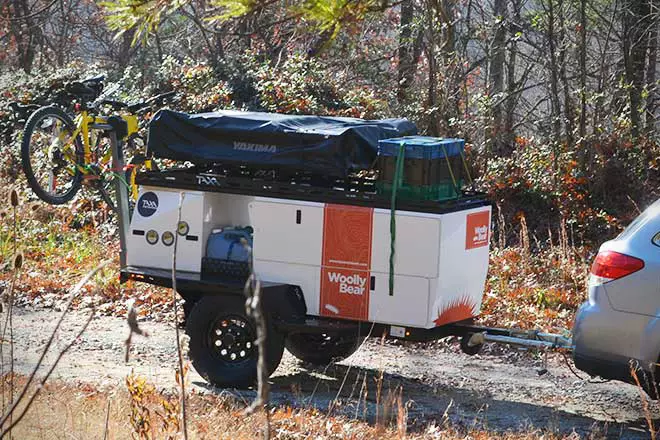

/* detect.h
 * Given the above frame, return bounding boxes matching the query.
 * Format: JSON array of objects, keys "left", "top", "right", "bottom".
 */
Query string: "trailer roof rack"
[{"left": 135, "top": 167, "right": 490, "bottom": 214}]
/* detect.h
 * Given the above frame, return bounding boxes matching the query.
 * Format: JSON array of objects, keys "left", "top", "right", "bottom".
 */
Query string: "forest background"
[{"left": 1, "top": 0, "right": 660, "bottom": 329}]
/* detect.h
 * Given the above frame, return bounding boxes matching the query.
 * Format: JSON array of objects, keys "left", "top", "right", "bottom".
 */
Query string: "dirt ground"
[{"left": 8, "top": 305, "right": 659, "bottom": 439}]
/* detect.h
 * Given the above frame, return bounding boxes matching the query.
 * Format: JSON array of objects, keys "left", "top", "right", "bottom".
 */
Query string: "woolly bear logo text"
[
  {"left": 465, "top": 211, "right": 490, "bottom": 250},
  {"left": 326, "top": 271, "right": 367, "bottom": 295}
]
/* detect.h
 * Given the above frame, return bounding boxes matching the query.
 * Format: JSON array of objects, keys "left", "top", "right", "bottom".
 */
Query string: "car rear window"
[{"left": 617, "top": 199, "right": 660, "bottom": 241}]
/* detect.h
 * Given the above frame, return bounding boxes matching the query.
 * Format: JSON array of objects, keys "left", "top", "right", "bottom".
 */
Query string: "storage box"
[
  {"left": 249, "top": 200, "right": 492, "bottom": 328},
  {"left": 377, "top": 136, "right": 464, "bottom": 201}
]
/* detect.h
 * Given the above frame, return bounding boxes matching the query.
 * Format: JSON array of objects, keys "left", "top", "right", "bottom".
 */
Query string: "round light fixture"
[
  {"left": 162, "top": 231, "right": 175, "bottom": 247},
  {"left": 177, "top": 221, "right": 189, "bottom": 236},
  {"left": 146, "top": 230, "right": 159, "bottom": 245}
]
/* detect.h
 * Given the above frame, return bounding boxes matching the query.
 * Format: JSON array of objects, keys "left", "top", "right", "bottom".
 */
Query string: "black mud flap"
[{"left": 260, "top": 284, "right": 307, "bottom": 326}]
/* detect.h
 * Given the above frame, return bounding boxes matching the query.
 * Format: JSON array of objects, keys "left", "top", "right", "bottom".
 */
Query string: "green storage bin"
[{"left": 377, "top": 180, "right": 462, "bottom": 201}]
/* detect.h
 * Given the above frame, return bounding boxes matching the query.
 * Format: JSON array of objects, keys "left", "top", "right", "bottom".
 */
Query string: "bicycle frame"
[{"left": 56, "top": 109, "right": 139, "bottom": 177}]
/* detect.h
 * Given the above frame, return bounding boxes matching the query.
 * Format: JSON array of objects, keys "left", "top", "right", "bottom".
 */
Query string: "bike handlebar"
[
  {"left": 128, "top": 91, "right": 177, "bottom": 112},
  {"left": 99, "top": 91, "right": 177, "bottom": 113}
]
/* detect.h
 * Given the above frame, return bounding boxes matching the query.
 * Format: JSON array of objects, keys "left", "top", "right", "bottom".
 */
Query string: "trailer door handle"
[
  {"left": 370, "top": 276, "right": 375, "bottom": 291},
  {"left": 296, "top": 209, "right": 301, "bottom": 224}
]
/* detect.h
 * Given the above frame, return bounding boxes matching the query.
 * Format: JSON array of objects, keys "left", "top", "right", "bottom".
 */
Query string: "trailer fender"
[{"left": 260, "top": 284, "right": 307, "bottom": 327}]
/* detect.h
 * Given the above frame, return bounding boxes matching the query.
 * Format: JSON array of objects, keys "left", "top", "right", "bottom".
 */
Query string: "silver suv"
[{"left": 573, "top": 199, "right": 660, "bottom": 393}]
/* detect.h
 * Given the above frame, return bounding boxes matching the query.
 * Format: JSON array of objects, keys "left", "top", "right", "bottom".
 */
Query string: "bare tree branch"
[{"left": 0, "top": 260, "right": 110, "bottom": 432}]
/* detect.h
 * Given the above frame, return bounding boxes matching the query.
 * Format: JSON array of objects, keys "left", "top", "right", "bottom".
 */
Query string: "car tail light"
[{"left": 590, "top": 250, "right": 644, "bottom": 283}]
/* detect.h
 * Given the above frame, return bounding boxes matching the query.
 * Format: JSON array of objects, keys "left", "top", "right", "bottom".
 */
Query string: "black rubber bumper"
[{"left": 573, "top": 352, "right": 635, "bottom": 384}]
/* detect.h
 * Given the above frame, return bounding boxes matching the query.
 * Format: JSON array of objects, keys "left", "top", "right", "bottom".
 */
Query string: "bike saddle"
[{"left": 66, "top": 81, "right": 102, "bottom": 100}]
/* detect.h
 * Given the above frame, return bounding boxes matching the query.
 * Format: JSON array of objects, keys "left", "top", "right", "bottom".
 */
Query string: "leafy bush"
[
  {"left": 476, "top": 133, "right": 659, "bottom": 246},
  {"left": 250, "top": 53, "right": 389, "bottom": 118}
]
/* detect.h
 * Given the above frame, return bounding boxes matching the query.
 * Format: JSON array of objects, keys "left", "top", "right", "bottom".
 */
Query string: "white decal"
[
  {"left": 196, "top": 175, "right": 219, "bottom": 185},
  {"left": 327, "top": 271, "right": 367, "bottom": 295},
  {"left": 473, "top": 225, "right": 488, "bottom": 243},
  {"left": 324, "top": 304, "right": 339, "bottom": 314},
  {"left": 141, "top": 199, "right": 157, "bottom": 210}
]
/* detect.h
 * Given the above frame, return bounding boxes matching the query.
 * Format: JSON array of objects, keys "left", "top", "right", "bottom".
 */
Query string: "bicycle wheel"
[{"left": 21, "top": 106, "right": 83, "bottom": 205}]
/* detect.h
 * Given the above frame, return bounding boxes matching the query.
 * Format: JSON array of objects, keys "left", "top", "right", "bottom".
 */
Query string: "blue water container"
[{"left": 206, "top": 227, "right": 253, "bottom": 262}]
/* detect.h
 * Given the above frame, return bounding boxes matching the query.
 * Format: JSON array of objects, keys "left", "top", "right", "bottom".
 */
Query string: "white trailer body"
[{"left": 127, "top": 186, "right": 491, "bottom": 329}]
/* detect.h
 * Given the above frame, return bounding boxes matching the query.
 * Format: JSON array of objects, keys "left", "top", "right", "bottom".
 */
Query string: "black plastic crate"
[
  {"left": 202, "top": 257, "right": 250, "bottom": 280},
  {"left": 377, "top": 154, "right": 463, "bottom": 187},
  {"left": 377, "top": 137, "right": 465, "bottom": 188}
]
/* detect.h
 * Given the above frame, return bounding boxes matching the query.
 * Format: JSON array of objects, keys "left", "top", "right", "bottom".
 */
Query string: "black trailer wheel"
[
  {"left": 186, "top": 295, "right": 284, "bottom": 388},
  {"left": 460, "top": 333, "right": 483, "bottom": 356},
  {"left": 285, "top": 333, "right": 364, "bottom": 365}
]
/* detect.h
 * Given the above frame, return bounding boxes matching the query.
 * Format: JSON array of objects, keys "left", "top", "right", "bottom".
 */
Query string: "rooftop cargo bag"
[{"left": 146, "top": 109, "right": 417, "bottom": 178}]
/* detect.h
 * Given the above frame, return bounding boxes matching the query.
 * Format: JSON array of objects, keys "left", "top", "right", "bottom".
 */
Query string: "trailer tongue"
[{"left": 105, "top": 110, "right": 573, "bottom": 388}]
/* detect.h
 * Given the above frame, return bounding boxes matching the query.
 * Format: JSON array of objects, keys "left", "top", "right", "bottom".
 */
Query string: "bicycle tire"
[{"left": 21, "top": 106, "right": 83, "bottom": 205}]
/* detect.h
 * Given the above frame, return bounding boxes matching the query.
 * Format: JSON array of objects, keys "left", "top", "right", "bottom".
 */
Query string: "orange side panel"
[
  {"left": 320, "top": 204, "right": 373, "bottom": 321},
  {"left": 465, "top": 210, "right": 490, "bottom": 250}
]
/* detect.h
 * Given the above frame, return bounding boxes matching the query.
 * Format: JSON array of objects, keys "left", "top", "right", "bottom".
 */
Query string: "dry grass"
[
  {"left": 5, "top": 375, "right": 584, "bottom": 440},
  {"left": 480, "top": 216, "right": 591, "bottom": 331}
]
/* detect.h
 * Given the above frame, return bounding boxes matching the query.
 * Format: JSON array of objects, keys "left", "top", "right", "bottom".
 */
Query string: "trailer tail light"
[{"left": 590, "top": 250, "right": 644, "bottom": 285}]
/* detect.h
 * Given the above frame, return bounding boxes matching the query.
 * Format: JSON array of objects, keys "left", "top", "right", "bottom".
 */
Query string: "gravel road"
[{"left": 9, "top": 306, "right": 659, "bottom": 439}]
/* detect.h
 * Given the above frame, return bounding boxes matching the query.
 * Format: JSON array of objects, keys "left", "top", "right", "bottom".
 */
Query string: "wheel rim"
[
  {"left": 27, "top": 113, "right": 80, "bottom": 198},
  {"left": 207, "top": 314, "right": 256, "bottom": 364}
]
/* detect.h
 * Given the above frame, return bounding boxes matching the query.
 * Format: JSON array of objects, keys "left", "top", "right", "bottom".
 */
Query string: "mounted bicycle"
[{"left": 20, "top": 76, "right": 175, "bottom": 207}]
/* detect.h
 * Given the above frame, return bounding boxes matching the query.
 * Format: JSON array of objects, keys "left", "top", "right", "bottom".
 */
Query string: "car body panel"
[
  {"left": 573, "top": 198, "right": 660, "bottom": 387},
  {"left": 598, "top": 202, "right": 660, "bottom": 317}
]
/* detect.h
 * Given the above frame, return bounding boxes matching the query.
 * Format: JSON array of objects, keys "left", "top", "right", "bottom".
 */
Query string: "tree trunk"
[
  {"left": 592, "top": 0, "right": 618, "bottom": 139},
  {"left": 646, "top": 0, "right": 658, "bottom": 134},
  {"left": 426, "top": 1, "right": 439, "bottom": 136},
  {"left": 489, "top": 0, "right": 507, "bottom": 155},
  {"left": 397, "top": 0, "right": 415, "bottom": 103},
  {"left": 546, "top": 0, "right": 562, "bottom": 142},
  {"left": 558, "top": 0, "right": 575, "bottom": 145},
  {"left": 504, "top": 0, "right": 524, "bottom": 153},
  {"left": 623, "top": 0, "right": 650, "bottom": 138},
  {"left": 578, "top": 0, "right": 587, "bottom": 139},
  {"left": 11, "top": 0, "right": 37, "bottom": 73},
  {"left": 439, "top": 0, "right": 458, "bottom": 135},
  {"left": 117, "top": 29, "right": 136, "bottom": 70}
]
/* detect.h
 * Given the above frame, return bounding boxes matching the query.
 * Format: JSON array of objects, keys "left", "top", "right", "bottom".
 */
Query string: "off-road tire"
[
  {"left": 285, "top": 332, "right": 364, "bottom": 365},
  {"left": 186, "top": 295, "right": 285, "bottom": 388}
]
